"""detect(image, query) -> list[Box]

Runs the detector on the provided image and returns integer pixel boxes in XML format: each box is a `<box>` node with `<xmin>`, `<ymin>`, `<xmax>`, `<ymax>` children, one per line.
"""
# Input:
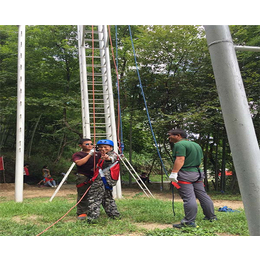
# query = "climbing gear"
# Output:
<box><xmin>218</xmin><ymin>206</ymin><xmax>240</xmax><ymax>212</ymax></box>
<box><xmin>77</xmin><ymin>214</ymin><xmax>87</xmax><ymax>220</ymax></box>
<box><xmin>76</xmin><ymin>179</ymin><xmax>92</xmax><ymax>188</ymax></box>
<box><xmin>169</xmin><ymin>172</ymin><xmax>178</xmax><ymax>182</ymax></box>
<box><xmin>97</xmin><ymin>139</ymin><xmax>114</xmax><ymax>147</ymax></box>
<box><xmin>173</xmin><ymin>222</ymin><xmax>197</xmax><ymax>228</ymax></box>
<box><xmin>90</xmin><ymin>154</ymin><xmax>120</xmax><ymax>190</ymax></box>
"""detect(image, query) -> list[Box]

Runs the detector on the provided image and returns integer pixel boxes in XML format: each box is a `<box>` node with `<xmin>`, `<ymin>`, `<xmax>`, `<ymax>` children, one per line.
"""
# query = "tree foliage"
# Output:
<box><xmin>0</xmin><ymin>25</ymin><xmax>259</xmax><ymax>193</ymax></box>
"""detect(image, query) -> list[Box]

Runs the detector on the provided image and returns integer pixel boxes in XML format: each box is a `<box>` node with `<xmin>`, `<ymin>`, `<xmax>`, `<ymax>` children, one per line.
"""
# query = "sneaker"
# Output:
<box><xmin>203</xmin><ymin>216</ymin><xmax>218</xmax><ymax>222</ymax></box>
<box><xmin>77</xmin><ymin>214</ymin><xmax>87</xmax><ymax>220</ymax></box>
<box><xmin>173</xmin><ymin>222</ymin><xmax>197</xmax><ymax>228</ymax></box>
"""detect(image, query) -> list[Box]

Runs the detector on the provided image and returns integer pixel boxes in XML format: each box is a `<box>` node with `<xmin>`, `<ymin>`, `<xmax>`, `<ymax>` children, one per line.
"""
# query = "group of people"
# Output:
<box><xmin>72</xmin><ymin>138</ymin><xmax>120</xmax><ymax>222</ymax></box>
<box><xmin>37</xmin><ymin>166</ymin><xmax>57</xmax><ymax>188</ymax></box>
<box><xmin>72</xmin><ymin>128</ymin><xmax>216</xmax><ymax>229</ymax></box>
<box><xmin>24</xmin><ymin>164</ymin><xmax>57</xmax><ymax>188</ymax></box>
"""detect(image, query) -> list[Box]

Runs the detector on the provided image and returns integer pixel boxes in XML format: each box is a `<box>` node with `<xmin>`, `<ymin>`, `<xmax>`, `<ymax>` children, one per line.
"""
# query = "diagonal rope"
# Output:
<box><xmin>36</xmin><ymin>185</ymin><xmax>91</xmax><ymax>236</ymax></box>
<box><xmin>128</xmin><ymin>25</ymin><xmax>168</xmax><ymax>177</ymax></box>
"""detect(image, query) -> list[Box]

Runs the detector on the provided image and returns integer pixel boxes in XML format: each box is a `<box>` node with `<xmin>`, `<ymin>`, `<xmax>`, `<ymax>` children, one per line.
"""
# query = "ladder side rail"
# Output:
<box><xmin>102</xmin><ymin>25</ymin><xmax>123</xmax><ymax>198</ymax></box>
<box><xmin>121</xmin><ymin>156</ymin><xmax>155</xmax><ymax>198</ymax></box>
<box><xmin>98</xmin><ymin>25</ymin><xmax>112</xmax><ymax>139</ymax></box>
<box><xmin>78</xmin><ymin>25</ymin><xmax>91</xmax><ymax>138</ymax></box>
<box><xmin>49</xmin><ymin>162</ymin><xmax>75</xmax><ymax>202</ymax></box>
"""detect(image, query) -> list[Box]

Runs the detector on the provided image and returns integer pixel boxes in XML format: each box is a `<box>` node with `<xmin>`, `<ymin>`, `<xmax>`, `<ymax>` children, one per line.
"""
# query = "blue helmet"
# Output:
<box><xmin>96</xmin><ymin>139</ymin><xmax>114</xmax><ymax>147</ymax></box>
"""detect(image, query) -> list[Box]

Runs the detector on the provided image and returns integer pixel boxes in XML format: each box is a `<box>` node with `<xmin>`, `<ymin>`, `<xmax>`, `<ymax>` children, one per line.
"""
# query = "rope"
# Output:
<box><xmin>37</xmin><ymin>26</ymin><xmax>99</xmax><ymax>236</ymax></box>
<box><xmin>36</xmin><ymin>185</ymin><xmax>91</xmax><ymax>236</ymax></box>
<box><xmin>128</xmin><ymin>25</ymin><xmax>168</xmax><ymax>177</ymax></box>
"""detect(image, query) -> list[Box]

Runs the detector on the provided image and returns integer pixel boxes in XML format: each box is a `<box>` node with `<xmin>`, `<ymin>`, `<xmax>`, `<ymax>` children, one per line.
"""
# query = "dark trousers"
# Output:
<box><xmin>178</xmin><ymin>181</ymin><xmax>216</xmax><ymax>223</ymax></box>
<box><xmin>76</xmin><ymin>175</ymin><xmax>91</xmax><ymax>215</ymax></box>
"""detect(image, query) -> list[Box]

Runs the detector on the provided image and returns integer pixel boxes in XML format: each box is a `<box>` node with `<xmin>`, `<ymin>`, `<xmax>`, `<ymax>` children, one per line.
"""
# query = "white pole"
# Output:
<box><xmin>49</xmin><ymin>162</ymin><xmax>75</xmax><ymax>202</ymax></box>
<box><xmin>103</xmin><ymin>25</ymin><xmax>122</xmax><ymax>199</ymax></box>
<box><xmin>234</xmin><ymin>45</ymin><xmax>260</xmax><ymax>52</ymax></box>
<box><xmin>204</xmin><ymin>25</ymin><xmax>260</xmax><ymax>236</ymax></box>
<box><xmin>15</xmin><ymin>25</ymin><xmax>26</xmax><ymax>202</ymax></box>
<box><xmin>77</xmin><ymin>25</ymin><xmax>91</xmax><ymax>138</ymax></box>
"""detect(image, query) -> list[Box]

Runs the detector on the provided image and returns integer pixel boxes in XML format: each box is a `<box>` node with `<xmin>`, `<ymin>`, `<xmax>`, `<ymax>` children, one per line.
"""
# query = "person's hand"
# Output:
<box><xmin>89</xmin><ymin>149</ymin><xmax>95</xmax><ymax>156</ymax></box>
<box><xmin>169</xmin><ymin>172</ymin><xmax>178</xmax><ymax>182</ymax></box>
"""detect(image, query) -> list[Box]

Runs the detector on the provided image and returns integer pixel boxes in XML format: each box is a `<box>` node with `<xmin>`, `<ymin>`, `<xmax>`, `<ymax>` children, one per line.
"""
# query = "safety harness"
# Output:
<box><xmin>76</xmin><ymin>155</ymin><xmax>120</xmax><ymax>190</ymax></box>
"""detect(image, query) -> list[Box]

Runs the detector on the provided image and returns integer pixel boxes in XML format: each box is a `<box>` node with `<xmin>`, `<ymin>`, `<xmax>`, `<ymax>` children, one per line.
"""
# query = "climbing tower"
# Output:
<box><xmin>77</xmin><ymin>25</ymin><xmax>122</xmax><ymax>198</ymax></box>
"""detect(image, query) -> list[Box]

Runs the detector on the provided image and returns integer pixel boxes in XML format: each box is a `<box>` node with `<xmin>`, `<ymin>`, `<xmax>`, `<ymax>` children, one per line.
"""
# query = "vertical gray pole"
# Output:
<box><xmin>204</xmin><ymin>25</ymin><xmax>260</xmax><ymax>236</ymax></box>
<box><xmin>15</xmin><ymin>25</ymin><xmax>26</xmax><ymax>202</ymax></box>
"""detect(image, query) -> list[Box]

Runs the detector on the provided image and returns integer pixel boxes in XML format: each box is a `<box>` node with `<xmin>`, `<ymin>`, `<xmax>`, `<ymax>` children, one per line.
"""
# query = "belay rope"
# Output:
<box><xmin>128</xmin><ymin>25</ymin><xmax>178</xmax><ymax>216</ymax></box>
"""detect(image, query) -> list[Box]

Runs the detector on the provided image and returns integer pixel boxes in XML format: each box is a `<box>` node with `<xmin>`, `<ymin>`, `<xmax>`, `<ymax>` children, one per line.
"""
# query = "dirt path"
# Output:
<box><xmin>0</xmin><ymin>183</ymin><xmax>244</xmax><ymax>210</ymax></box>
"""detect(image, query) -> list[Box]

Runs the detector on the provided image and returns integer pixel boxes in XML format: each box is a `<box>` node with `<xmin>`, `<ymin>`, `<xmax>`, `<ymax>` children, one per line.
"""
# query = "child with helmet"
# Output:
<box><xmin>85</xmin><ymin>139</ymin><xmax>121</xmax><ymax>223</ymax></box>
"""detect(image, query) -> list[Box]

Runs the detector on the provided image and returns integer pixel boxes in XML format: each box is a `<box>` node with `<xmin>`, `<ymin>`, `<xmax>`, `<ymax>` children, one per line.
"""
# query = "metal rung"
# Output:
<box><xmin>87</xmin><ymin>73</ymin><xmax>105</xmax><ymax>76</ymax></box>
<box><xmin>90</xmin><ymin>112</ymin><xmax>110</xmax><ymax>115</ymax></box>
<box><xmin>90</xmin><ymin>122</ymin><xmax>110</xmax><ymax>125</ymax></box>
<box><xmin>86</xmin><ymin>56</ymin><xmax>104</xmax><ymax>59</ymax></box>
<box><xmin>88</xmin><ymin>89</ymin><xmax>106</xmax><ymax>92</ymax></box>
<box><xmin>85</xmin><ymin>46</ymin><xmax>105</xmax><ymax>50</ymax></box>
<box><xmin>88</xmin><ymin>84</ymin><xmax>108</xmax><ymax>87</ymax></box>
<box><xmin>84</xmin><ymin>30</ymin><xmax>103</xmax><ymax>34</ymax></box>
<box><xmin>88</xmin><ymin>82</ymin><xmax>107</xmax><ymax>85</ymax></box>
<box><xmin>90</xmin><ymin>126</ymin><xmax>111</xmax><ymax>128</ymax></box>
<box><xmin>84</xmin><ymin>38</ymin><xmax>103</xmax><ymax>43</ymax></box>
<box><xmin>86</xmin><ymin>65</ymin><xmax>106</xmax><ymax>68</ymax></box>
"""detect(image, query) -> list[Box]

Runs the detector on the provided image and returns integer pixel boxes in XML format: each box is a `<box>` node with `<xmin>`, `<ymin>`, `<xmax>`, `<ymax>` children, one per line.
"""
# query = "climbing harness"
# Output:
<box><xmin>93</xmin><ymin>154</ymin><xmax>120</xmax><ymax>190</ymax></box>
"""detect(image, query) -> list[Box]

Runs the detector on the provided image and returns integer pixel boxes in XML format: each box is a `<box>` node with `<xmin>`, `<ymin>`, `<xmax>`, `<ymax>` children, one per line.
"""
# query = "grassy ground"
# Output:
<box><xmin>0</xmin><ymin>193</ymin><xmax>248</xmax><ymax>236</ymax></box>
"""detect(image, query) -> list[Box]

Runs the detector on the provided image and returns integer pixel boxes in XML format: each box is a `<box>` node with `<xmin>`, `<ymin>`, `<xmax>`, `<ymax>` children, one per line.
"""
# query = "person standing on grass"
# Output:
<box><xmin>72</xmin><ymin>138</ymin><xmax>101</xmax><ymax>220</ymax></box>
<box><xmin>90</xmin><ymin>139</ymin><xmax>120</xmax><ymax>221</ymax></box>
<box><xmin>168</xmin><ymin>128</ymin><xmax>216</xmax><ymax>228</ymax></box>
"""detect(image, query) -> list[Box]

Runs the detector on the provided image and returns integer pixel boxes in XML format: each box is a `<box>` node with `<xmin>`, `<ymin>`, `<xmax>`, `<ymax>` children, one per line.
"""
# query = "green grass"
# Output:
<box><xmin>0</xmin><ymin>194</ymin><xmax>248</xmax><ymax>236</ymax></box>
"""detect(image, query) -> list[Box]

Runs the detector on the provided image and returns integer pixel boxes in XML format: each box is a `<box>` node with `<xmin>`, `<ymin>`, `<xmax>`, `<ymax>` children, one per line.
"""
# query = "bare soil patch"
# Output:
<box><xmin>0</xmin><ymin>183</ymin><xmax>244</xmax><ymax>210</ymax></box>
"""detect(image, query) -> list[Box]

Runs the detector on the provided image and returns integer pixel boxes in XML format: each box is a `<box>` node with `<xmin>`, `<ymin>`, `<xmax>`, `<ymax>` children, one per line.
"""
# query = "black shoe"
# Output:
<box><xmin>173</xmin><ymin>222</ymin><xmax>197</xmax><ymax>228</ymax></box>
<box><xmin>203</xmin><ymin>216</ymin><xmax>218</xmax><ymax>222</ymax></box>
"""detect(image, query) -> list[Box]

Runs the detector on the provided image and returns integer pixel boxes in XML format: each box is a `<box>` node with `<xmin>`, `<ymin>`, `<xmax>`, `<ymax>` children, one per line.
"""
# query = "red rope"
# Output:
<box><xmin>37</xmin><ymin>26</ymin><xmax>99</xmax><ymax>236</ymax></box>
<box><xmin>36</xmin><ymin>185</ymin><xmax>92</xmax><ymax>236</ymax></box>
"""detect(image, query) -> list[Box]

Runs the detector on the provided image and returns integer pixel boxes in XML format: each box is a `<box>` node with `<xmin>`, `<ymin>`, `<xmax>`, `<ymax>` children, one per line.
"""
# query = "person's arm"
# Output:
<box><xmin>172</xmin><ymin>156</ymin><xmax>185</xmax><ymax>172</ymax></box>
<box><xmin>75</xmin><ymin>154</ymin><xmax>92</xmax><ymax>166</ymax></box>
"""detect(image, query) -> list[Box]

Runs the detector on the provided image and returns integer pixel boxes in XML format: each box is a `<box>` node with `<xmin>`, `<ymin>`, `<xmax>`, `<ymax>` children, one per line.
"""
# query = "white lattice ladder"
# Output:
<box><xmin>77</xmin><ymin>25</ymin><xmax>122</xmax><ymax>198</ymax></box>
<box><xmin>77</xmin><ymin>25</ymin><xmax>154</xmax><ymax>199</ymax></box>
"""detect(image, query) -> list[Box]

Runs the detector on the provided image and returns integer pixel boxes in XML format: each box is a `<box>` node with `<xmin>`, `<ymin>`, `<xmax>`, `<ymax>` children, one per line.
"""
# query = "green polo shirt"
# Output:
<box><xmin>172</xmin><ymin>139</ymin><xmax>203</xmax><ymax>172</ymax></box>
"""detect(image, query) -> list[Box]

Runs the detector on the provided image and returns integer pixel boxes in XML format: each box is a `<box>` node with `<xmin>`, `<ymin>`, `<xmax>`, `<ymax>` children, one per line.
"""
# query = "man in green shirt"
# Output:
<box><xmin>168</xmin><ymin>128</ymin><xmax>216</xmax><ymax>228</ymax></box>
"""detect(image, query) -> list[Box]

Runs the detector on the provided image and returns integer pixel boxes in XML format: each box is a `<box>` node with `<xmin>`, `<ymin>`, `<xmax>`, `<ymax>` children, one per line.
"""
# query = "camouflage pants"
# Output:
<box><xmin>87</xmin><ymin>175</ymin><xmax>120</xmax><ymax>220</ymax></box>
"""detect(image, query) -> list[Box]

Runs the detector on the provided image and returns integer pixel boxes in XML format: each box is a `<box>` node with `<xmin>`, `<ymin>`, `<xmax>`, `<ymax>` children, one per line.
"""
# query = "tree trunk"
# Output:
<box><xmin>27</xmin><ymin>114</ymin><xmax>42</xmax><ymax>158</ymax></box>
<box><xmin>214</xmin><ymin>127</ymin><xmax>219</xmax><ymax>191</ymax></box>
<box><xmin>203</xmin><ymin>134</ymin><xmax>210</xmax><ymax>191</ymax></box>
<box><xmin>128</xmin><ymin>112</ymin><xmax>133</xmax><ymax>186</ymax></box>
<box><xmin>220</xmin><ymin>137</ymin><xmax>226</xmax><ymax>192</ymax></box>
